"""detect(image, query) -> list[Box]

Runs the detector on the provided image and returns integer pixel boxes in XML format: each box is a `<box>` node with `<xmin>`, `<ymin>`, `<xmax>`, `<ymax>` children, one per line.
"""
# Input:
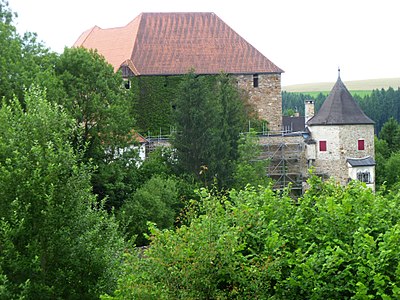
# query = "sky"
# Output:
<box><xmin>8</xmin><ymin>0</ymin><xmax>400</xmax><ymax>86</ymax></box>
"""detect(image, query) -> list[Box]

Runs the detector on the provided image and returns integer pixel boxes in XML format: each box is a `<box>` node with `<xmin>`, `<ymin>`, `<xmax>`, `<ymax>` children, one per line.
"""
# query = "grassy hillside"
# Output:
<box><xmin>283</xmin><ymin>77</ymin><xmax>400</xmax><ymax>93</ymax></box>
<box><xmin>297</xmin><ymin>90</ymin><xmax>372</xmax><ymax>98</ymax></box>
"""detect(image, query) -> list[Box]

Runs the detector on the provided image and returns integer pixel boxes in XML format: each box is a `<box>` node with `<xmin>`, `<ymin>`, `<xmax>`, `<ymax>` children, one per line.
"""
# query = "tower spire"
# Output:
<box><xmin>338</xmin><ymin>66</ymin><xmax>341</xmax><ymax>78</ymax></box>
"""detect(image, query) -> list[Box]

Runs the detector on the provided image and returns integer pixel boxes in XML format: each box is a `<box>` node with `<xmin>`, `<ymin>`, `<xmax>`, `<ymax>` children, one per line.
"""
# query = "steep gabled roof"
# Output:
<box><xmin>74</xmin><ymin>12</ymin><xmax>283</xmax><ymax>76</ymax></box>
<box><xmin>307</xmin><ymin>76</ymin><xmax>374</xmax><ymax>126</ymax></box>
<box><xmin>74</xmin><ymin>16</ymin><xmax>142</xmax><ymax>72</ymax></box>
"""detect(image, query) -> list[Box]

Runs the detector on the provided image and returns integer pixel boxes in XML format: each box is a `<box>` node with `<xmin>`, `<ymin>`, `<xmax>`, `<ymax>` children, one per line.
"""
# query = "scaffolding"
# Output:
<box><xmin>143</xmin><ymin>130</ymin><xmax>313</xmax><ymax>193</ymax></box>
<box><xmin>260</xmin><ymin>141</ymin><xmax>304</xmax><ymax>191</ymax></box>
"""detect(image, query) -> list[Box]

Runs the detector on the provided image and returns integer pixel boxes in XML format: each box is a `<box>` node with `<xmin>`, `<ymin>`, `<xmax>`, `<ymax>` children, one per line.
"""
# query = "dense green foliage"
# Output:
<box><xmin>0</xmin><ymin>89</ymin><xmax>125</xmax><ymax>299</ymax></box>
<box><xmin>131</xmin><ymin>74</ymin><xmax>262</xmax><ymax>137</ymax></box>
<box><xmin>172</xmin><ymin>72</ymin><xmax>246</xmax><ymax>188</ymax></box>
<box><xmin>233</xmin><ymin>130</ymin><xmax>270</xmax><ymax>190</ymax></box>
<box><xmin>375</xmin><ymin>118</ymin><xmax>400</xmax><ymax>189</ymax></box>
<box><xmin>55</xmin><ymin>47</ymin><xmax>135</xmax><ymax>161</ymax></box>
<box><xmin>54</xmin><ymin>47</ymin><xmax>138</xmax><ymax>209</ymax></box>
<box><xmin>283</xmin><ymin>87</ymin><xmax>400</xmax><ymax>133</ymax></box>
<box><xmin>0</xmin><ymin>0</ymin><xmax>58</xmax><ymax>104</ymax></box>
<box><xmin>5</xmin><ymin>2</ymin><xmax>400</xmax><ymax>299</ymax></box>
<box><xmin>104</xmin><ymin>177</ymin><xmax>400</xmax><ymax>299</ymax></box>
<box><xmin>282</xmin><ymin>91</ymin><xmax>325</xmax><ymax>116</ymax></box>
<box><xmin>131</xmin><ymin>75</ymin><xmax>183</xmax><ymax>135</ymax></box>
<box><xmin>118</xmin><ymin>175</ymin><xmax>180</xmax><ymax>246</ymax></box>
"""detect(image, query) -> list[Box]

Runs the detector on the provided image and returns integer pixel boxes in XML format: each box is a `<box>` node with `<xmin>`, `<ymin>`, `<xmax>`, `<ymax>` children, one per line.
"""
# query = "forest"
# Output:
<box><xmin>283</xmin><ymin>88</ymin><xmax>400</xmax><ymax>134</ymax></box>
<box><xmin>2</xmin><ymin>1</ymin><xmax>400</xmax><ymax>299</ymax></box>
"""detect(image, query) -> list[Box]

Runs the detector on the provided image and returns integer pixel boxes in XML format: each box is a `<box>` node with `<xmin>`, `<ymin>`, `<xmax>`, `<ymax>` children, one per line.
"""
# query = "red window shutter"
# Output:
<box><xmin>319</xmin><ymin>140</ymin><xmax>327</xmax><ymax>151</ymax></box>
<box><xmin>358</xmin><ymin>139</ymin><xmax>365</xmax><ymax>150</ymax></box>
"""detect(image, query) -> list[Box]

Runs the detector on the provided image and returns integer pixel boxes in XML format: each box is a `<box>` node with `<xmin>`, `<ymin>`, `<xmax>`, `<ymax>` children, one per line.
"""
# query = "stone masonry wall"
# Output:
<box><xmin>309</xmin><ymin>124</ymin><xmax>375</xmax><ymax>185</ymax></box>
<box><xmin>236</xmin><ymin>74</ymin><xmax>282</xmax><ymax>132</ymax></box>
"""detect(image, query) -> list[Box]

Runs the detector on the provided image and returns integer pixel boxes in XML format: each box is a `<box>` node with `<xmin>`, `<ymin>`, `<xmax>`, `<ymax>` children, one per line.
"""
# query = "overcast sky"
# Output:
<box><xmin>8</xmin><ymin>0</ymin><xmax>400</xmax><ymax>86</ymax></box>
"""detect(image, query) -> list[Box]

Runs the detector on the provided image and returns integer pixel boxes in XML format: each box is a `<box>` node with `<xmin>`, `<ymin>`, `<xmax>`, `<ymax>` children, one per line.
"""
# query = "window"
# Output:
<box><xmin>124</xmin><ymin>79</ymin><xmax>130</xmax><ymax>89</ymax></box>
<box><xmin>357</xmin><ymin>171</ymin><xmax>371</xmax><ymax>183</ymax></box>
<box><xmin>358</xmin><ymin>139</ymin><xmax>365</xmax><ymax>150</ymax></box>
<box><xmin>319</xmin><ymin>140</ymin><xmax>327</xmax><ymax>151</ymax></box>
<box><xmin>253</xmin><ymin>74</ymin><xmax>259</xmax><ymax>88</ymax></box>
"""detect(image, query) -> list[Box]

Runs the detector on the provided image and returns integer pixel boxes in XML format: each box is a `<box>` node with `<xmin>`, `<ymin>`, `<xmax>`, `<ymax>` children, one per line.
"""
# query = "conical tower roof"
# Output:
<box><xmin>307</xmin><ymin>76</ymin><xmax>374</xmax><ymax>126</ymax></box>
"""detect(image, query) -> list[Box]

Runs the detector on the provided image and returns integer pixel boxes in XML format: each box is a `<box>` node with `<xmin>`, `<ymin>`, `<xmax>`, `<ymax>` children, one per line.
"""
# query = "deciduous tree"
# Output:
<box><xmin>104</xmin><ymin>177</ymin><xmax>400</xmax><ymax>299</ymax></box>
<box><xmin>55</xmin><ymin>47</ymin><xmax>136</xmax><ymax>206</ymax></box>
<box><xmin>0</xmin><ymin>88</ymin><xmax>124</xmax><ymax>299</ymax></box>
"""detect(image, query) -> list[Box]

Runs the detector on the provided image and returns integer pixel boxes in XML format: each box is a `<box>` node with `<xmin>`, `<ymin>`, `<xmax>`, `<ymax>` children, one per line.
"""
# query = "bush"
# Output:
<box><xmin>105</xmin><ymin>177</ymin><xmax>400</xmax><ymax>299</ymax></box>
<box><xmin>118</xmin><ymin>175</ymin><xmax>180</xmax><ymax>246</ymax></box>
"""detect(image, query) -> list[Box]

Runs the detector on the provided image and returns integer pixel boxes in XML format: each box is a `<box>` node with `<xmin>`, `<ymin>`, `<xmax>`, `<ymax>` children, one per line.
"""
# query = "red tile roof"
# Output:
<box><xmin>74</xmin><ymin>12</ymin><xmax>283</xmax><ymax>75</ymax></box>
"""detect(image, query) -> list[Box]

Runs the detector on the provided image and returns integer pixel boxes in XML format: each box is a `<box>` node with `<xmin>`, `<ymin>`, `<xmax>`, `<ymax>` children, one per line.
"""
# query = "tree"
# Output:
<box><xmin>380</xmin><ymin>151</ymin><xmax>400</xmax><ymax>189</ymax></box>
<box><xmin>0</xmin><ymin>1</ymin><xmax>60</xmax><ymax>104</ymax></box>
<box><xmin>0</xmin><ymin>0</ymin><xmax>22</xmax><ymax>101</ymax></box>
<box><xmin>0</xmin><ymin>88</ymin><xmax>125</xmax><ymax>299</ymax></box>
<box><xmin>212</xmin><ymin>74</ymin><xmax>246</xmax><ymax>187</ymax></box>
<box><xmin>172</xmin><ymin>72</ymin><xmax>245</xmax><ymax>188</ymax></box>
<box><xmin>118</xmin><ymin>175</ymin><xmax>180</xmax><ymax>246</ymax></box>
<box><xmin>55</xmin><ymin>47</ymin><xmax>136</xmax><ymax>206</ymax></box>
<box><xmin>374</xmin><ymin>137</ymin><xmax>390</xmax><ymax>187</ymax></box>
<box><xmin>104</xmin><ymin>177</ymin><xmax>400</xmax><ymax>299</ymax></box>
<box><xmin>55</xmin><ymin>47</ymin><xmax>135</xmax><ymax>160</ymax></box>
<box><xmin>379</xmin><ymin>117</ymin><xmax>400</xmax><ymax>153</ymax></box>
<box><xmin>233</xmin><ymin>130</ymin><xmax>270</xmax><ymax>190</ymax></box>
<box><xmin>172</xmin><ymin>72</ymin><xmax>218</xmax><ymax>184</ymax></box>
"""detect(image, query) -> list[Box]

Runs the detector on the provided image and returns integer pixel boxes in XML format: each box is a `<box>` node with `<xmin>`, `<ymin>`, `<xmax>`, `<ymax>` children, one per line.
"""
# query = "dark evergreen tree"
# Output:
<box><xmin>379</xmin><ymin>117</ymin><xmax>400</xmax><ymax>152</ymax></box>
<box><xmin>172</xmin><ymin>72</ymin><xmax>245</xmax><ymax>188</ymax></box>
<box><xmin>213</xmin><ymin>73</ymin><xmax>246</xmax><ymax>187</ymax></box>
<box><xmin>172</xmin><ymin>72</ymin><xmax>218</xmax><ymax>184</ymax></box>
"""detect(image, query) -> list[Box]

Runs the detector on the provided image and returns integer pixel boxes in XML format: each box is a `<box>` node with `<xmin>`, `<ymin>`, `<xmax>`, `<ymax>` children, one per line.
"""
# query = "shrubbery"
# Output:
<box><xmin>104</xmin><ymin>177</ymin><xmax>400</xmax><ymax>299</ymax></box>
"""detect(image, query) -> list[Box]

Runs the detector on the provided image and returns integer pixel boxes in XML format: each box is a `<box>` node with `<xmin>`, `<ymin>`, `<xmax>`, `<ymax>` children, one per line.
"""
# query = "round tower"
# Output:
<box><xmin>306</xmin><ymin>75</ymin><xmax>375</xmax><ymax>190</ymax></box>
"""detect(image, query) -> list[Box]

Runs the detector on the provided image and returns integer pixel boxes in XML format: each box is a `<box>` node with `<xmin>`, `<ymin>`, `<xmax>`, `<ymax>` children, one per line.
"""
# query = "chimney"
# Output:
<box><xmin>305</xmin><ymin>100</ymin><xmax>315</xmax><ymax>125</ymax></box>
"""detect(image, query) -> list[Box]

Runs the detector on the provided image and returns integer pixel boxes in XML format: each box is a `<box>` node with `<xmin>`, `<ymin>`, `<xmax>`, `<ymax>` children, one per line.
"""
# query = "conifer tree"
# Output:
<box><xmin>172</xmin><ymin>72</ymin><xmax>245</xmax><ymax>187</ymax></box>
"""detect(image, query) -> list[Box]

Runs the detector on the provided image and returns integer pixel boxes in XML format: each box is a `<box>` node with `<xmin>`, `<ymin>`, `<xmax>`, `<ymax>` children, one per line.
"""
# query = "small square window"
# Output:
<box><xmin>358</xmin><ymin>139</ymin><xmax>365</xmax><ymax>150</ymax></box>
<box><xmin>319</xmin><ymin>140</ymin><xmax>327</xmax><ymax>152</ymax></box>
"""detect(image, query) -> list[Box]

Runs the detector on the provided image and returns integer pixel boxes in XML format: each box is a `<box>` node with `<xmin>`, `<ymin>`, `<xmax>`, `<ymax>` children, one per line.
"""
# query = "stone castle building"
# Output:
<box><xmin>74</xmin><ymin>13</ymin><xmax>376</xmax><ymax>190</ymax></box>
<box><xmin>73</xmin><ymin>12</ymin><xmax>283</xmax><ymax>131</ymax></box>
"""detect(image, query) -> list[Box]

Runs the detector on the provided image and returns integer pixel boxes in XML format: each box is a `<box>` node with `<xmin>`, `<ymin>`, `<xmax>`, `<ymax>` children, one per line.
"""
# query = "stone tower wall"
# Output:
<box><xmin>309</xmin><ymin>124</ymin><xmax>375</xmax><ymax>185</ymax></box>
<box><xmin>235</xmin><ymin>74</ymin><xmax>282</xmax><ymax>132</ymax></box>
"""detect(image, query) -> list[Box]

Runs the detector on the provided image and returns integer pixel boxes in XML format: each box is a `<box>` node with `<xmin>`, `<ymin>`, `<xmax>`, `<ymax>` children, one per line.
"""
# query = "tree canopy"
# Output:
<box><xmin>0</xmin><ymin>88</ymin><xmax>125</xmax><ymax>299</ymax></box>
<box><xmin>172</xmin><ymin>72</ymin><xmax>246</xmax><ymax>188</ymax></box>
<box><xmin>104</xmin><ymin>177</ymin><xmax>400</xmax><ymax>299</ymax></box>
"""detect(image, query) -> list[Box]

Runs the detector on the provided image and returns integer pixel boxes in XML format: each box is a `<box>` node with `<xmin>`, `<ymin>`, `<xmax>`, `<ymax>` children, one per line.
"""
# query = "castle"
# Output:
<box><xmin>74</xmin><ymin>12</ymin><xmax>376</xmax><ymax>191</ymax></box>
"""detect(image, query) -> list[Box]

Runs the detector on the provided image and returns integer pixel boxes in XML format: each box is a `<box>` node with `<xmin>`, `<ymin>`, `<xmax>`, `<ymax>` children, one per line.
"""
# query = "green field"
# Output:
<box><xmin>283</xmin><ymin>77</ymin><xmax>400</xmax><ymax>94</ymax></box>
<box><xmin>295</xmin><ymin>90</ymin><xmax>373</xmax><ymax>98</ymax></box>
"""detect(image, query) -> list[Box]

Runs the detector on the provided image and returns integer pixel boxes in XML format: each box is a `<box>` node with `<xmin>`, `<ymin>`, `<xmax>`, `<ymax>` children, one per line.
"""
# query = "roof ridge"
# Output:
<box><xmin>125</xmin><ymin>13</ymin><xmax>142</xmax><ymax>74</ymax></box>
<box><xmin>73</xmin><ymin>25</ymin><xmax>100</xmax><ymax>47</ymax></box>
